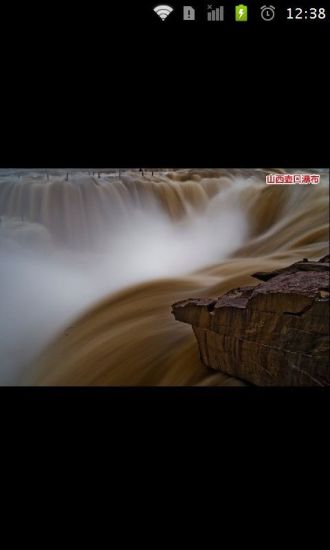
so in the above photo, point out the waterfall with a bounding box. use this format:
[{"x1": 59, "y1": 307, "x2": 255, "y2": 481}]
[{"x1": 0, "y1": 169, "x2": 328, "y2": 385}]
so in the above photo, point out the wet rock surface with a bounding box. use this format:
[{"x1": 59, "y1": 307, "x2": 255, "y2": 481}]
[{"x1": 172, "y1": 255, "x2": 330, "y2": 386}]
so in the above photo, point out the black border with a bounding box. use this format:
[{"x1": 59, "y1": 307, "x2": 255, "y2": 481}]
[
  {"x1": 1, "y1": 1, "x2": 328, "y2": 168},
  {"x1": 2, "y1": 387, "x2": 329, "y2": 444}
]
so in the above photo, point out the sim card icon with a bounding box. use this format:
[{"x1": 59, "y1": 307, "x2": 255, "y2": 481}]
[{"x1": 235, "y1": 4, "x2": 248, "y2": 21}]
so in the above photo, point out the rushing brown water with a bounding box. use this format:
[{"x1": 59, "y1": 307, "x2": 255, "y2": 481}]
[{"x1": 0, "y1": 169, "x2": 328, "y2": 385}]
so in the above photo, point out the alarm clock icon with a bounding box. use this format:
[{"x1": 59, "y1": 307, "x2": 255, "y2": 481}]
[{"x1": 260, "y1": 5, "x2": 276, "y2": 21}]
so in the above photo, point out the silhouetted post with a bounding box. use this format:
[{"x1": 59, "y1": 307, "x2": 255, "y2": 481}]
[{"x1": 66, "y1": 172, "x2": 69, "y2": 181}]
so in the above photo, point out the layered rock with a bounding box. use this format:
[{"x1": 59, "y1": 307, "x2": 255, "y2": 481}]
[{"x1": 172, "y1": 256, "x2": 330, "y2": 386}]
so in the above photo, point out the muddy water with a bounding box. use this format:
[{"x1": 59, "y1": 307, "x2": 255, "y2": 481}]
[{"x1": 0, "y1": 169, "x2": 328, "y2": 385}]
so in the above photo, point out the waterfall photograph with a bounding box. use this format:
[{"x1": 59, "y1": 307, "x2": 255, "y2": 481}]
[{"x1": 0, "y1": 168, "x2": 328, "y2": 386}]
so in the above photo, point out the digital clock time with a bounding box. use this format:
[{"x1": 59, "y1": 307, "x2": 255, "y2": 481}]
[{"x1": 287, "y1": 7, "x2": 326, "y2": 20}]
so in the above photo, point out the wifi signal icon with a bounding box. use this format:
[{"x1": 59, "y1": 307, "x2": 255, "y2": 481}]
[{"x1": 154, "y1": 5, "x2": 174, "y2": 21}]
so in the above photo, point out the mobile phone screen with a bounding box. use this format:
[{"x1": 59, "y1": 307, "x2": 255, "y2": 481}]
[{"x1": 0, "y1": 2, "x2": 328, "y2": 387}]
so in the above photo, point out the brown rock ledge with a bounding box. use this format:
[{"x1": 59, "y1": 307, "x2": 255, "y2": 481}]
[{"x1": 172, "y1": 255, "x2": 330, "y2": 386}]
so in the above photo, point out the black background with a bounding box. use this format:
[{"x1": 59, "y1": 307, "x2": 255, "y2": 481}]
[{"x1": 1, "y1": 1, "x2": 328, "y2": 167}]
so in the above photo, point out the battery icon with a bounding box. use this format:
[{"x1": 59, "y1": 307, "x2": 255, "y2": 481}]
[{"x1": 235, "y1": 4, "x2": 248, "y2": 21}]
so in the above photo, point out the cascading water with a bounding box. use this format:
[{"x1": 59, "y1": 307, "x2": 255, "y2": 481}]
[{"x1": 0, "y1": 169, "x2": 328, "y2": 385}]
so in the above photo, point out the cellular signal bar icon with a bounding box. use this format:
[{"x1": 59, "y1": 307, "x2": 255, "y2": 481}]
[
  {"x1": 207, "y1": 5, "x2": 224, "y2": 21},
  {"x1": 153, "y1": 5, "x2": 173, "y2": 21}
]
